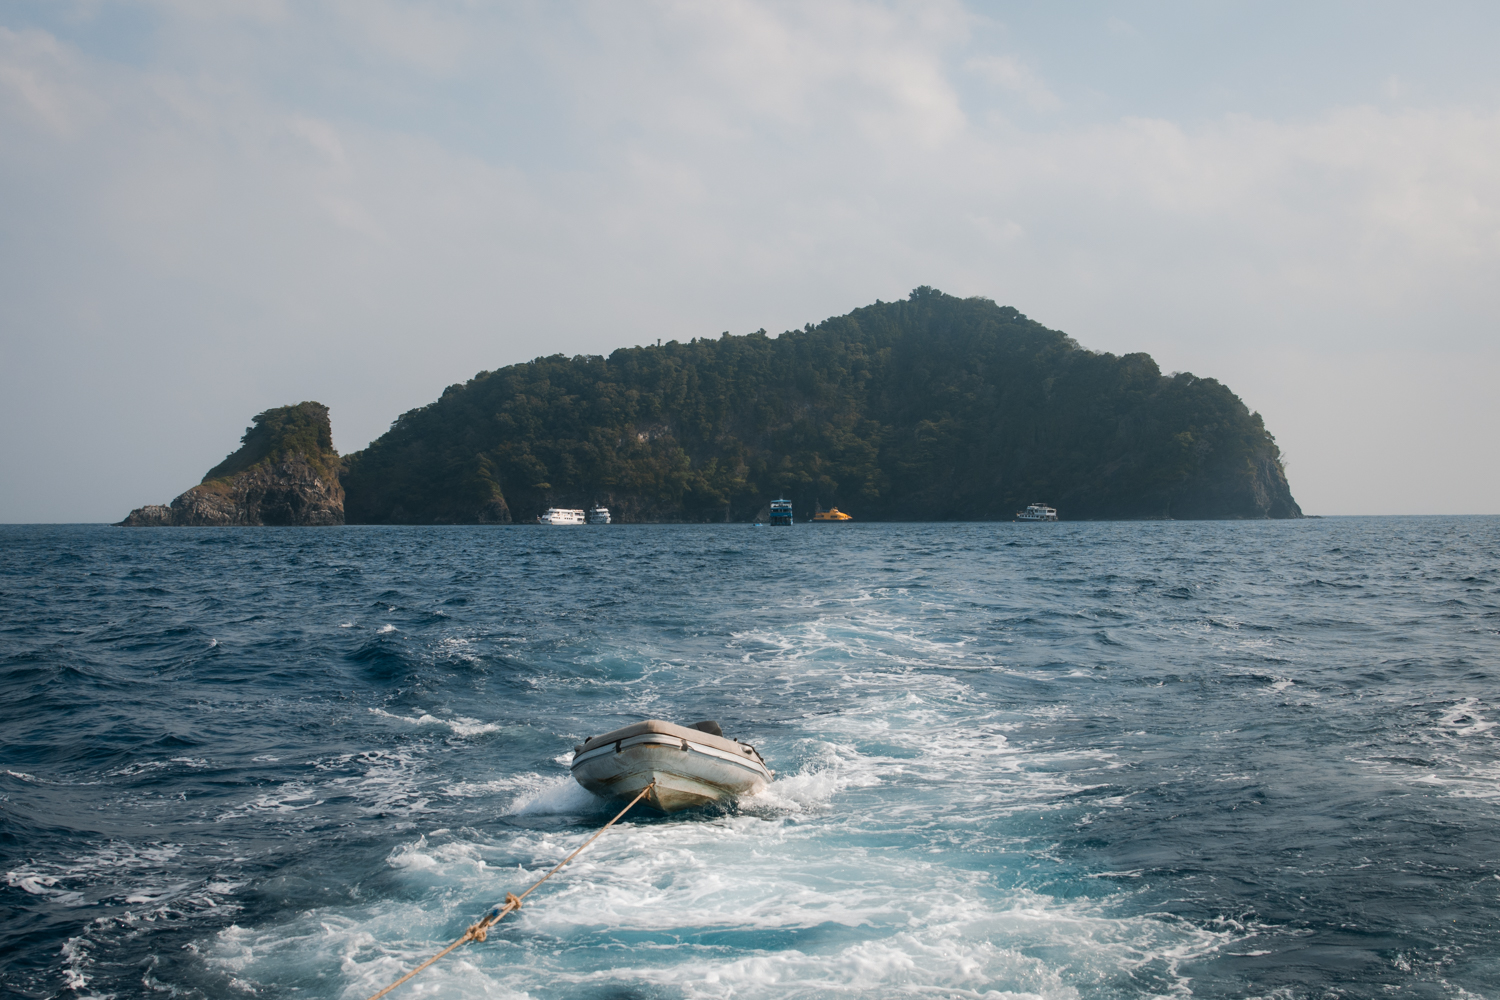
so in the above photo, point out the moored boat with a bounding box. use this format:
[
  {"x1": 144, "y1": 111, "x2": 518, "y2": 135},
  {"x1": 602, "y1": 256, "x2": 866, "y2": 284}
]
[
  {"x1": 1014, "y1": 503, "x2": 1058, "y2": 522},
  {"x1": 570, "y1": 719, "x2": 771, "y2": 812},
  {"x1": 539, "y1": 508, "x2": 586, "y2": 524},
  {"x1": 769, "y1": 499, "x2": 793, "y2": 526},
  {"x1": 587, "y1": 505, "x2": 611, "y2": 524},
  {"x1": 812, "y1": 507, "x2": 853, "y2": 522}
]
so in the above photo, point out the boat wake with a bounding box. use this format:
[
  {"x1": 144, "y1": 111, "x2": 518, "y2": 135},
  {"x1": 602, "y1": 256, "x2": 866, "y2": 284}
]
[{"x1": 8, "y1": 520, "x2": 1499, "y2": 998}]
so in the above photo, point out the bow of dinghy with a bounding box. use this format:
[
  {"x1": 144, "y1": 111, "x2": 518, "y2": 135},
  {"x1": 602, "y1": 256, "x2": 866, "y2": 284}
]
[{"x1": 570, "y1": 719, "x2": 771, "y2": 812}]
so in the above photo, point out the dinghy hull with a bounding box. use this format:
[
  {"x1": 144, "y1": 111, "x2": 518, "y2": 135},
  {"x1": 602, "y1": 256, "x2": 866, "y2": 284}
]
[{"x1": 570, "y1": 720, "x2": 771, "y2": 812}]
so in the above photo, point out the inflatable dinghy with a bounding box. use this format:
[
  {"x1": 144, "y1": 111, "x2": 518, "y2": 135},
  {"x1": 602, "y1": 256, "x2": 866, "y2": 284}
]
[{"x1": 570, "y1": 719, "x2": 771, "y2": 812}]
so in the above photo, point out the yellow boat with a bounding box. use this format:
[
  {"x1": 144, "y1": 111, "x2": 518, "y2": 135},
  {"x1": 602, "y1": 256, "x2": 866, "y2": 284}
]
[{"x1": 812, "y1": 507, "x2": 853, "y2": 522}]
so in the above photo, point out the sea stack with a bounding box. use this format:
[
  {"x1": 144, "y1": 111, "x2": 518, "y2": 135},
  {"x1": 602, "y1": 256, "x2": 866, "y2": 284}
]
[{"x1": 119, "y1": 402, "x2": 345, "y2": 526}]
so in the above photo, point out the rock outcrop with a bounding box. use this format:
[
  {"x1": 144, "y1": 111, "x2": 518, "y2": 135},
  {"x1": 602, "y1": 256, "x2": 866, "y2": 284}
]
[{"x1": 119, "y1": 402, "x2": 345, "y2": 527}]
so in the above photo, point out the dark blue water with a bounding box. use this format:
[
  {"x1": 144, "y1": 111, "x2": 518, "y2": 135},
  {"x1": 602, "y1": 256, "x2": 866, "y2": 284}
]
[{"x1": 2, "y1": 519, "x2": 1498, "y2": 999}]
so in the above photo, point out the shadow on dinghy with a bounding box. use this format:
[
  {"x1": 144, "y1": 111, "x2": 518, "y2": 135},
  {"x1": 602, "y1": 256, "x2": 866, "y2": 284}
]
[{"x1": 570, "y1": 719, "x2": 772, "y2": 813}]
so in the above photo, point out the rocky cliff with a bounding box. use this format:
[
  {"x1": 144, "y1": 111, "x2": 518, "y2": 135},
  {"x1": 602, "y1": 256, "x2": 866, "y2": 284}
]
[{"x1": 119, "y1": 402, "x2": 345, "y2": 526}]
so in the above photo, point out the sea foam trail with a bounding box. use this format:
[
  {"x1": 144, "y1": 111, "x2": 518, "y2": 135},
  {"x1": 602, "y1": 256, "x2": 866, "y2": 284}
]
[
  {"x1": 3, "y1": 519, "x2": 1499, "y2": 999},
  {"x1": 213, "y1": 762, "x2": 1231, "y2": 1000},
  {"x1": 223, "y1": 664, "x2": 1207, "y2": 1000},
  {"x1": 504, "y1": 775, "x2": 607, "y2": 817}
]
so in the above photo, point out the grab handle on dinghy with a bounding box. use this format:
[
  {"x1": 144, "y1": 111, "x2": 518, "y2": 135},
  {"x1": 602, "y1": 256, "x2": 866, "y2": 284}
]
[{"x1": 361, "y1": 780, "x2": 657, "y2": 1000}]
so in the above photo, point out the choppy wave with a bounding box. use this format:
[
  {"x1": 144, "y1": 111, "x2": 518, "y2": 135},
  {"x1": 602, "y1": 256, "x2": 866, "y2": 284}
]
[
  {"x1": 368, "y1": 706, "x2": 505, "y2": 736},
  {"x1": 2, "y1": 518, "x2": 1498, "y2": 998}
]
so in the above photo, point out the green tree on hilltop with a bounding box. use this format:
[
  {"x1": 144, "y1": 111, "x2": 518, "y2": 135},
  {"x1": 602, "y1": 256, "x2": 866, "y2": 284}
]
[{"x1": 341, "y1": 290, "x2": 1300, "y2": 523}]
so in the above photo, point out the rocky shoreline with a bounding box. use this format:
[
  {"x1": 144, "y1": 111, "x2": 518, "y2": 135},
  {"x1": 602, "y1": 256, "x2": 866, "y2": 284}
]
[{"x1": 120, "y1": 403, "x2": 344, "y2": 527}]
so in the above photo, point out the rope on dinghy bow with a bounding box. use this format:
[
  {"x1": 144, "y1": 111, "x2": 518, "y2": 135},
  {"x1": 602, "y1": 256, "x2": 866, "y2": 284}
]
[{"x1": 362, "y1": 780, "x2": 657, "y2": 1000}]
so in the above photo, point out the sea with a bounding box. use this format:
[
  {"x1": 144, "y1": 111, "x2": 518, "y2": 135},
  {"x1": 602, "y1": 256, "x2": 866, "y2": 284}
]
[{"x1": 2, "y1": 518, "x2": 1498, "y2": 1000}]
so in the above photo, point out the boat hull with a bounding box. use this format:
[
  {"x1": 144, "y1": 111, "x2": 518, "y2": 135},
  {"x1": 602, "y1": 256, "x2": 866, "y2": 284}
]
[
  {"x1": 570, "y1": 721, "x2": 771, "y2": 812},
  {"x1": 1014, "y1": 503, "x2": 1059, "y2": 521}
]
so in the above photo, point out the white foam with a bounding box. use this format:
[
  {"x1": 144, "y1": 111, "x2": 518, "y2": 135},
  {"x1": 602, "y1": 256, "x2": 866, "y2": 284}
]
[
  {"x1": 199, "y1": 596, "x2": 1248, "y2": 997},
  {"x1": 6, "y1": 870, "x2": 85, "y2": 905},
  {"x1": 124, "y1": 881, "x2": 196, "y2": 904},
  {"x1": 1440, "y1": 698, "x2": 1496, "y2": 736},
  {"x1": 202, "y1": 686, "x2": 1208, "y2": 998},
  {"x1": 214, "y1": 783, "x2": 320, "y2": 821},
  {"x1": 60, "y1": 936, "x2": 97, "y2": 996},
  {"x1": 368, "y1": 707, "x2": 502, "y2": 736},
  {"x1": 206, "y1": 825, "x2": 1236, "y2": 1000},
  {"x1": 438, "y1": 635, "x2": 483, "y2": 664},
  {"x1": 386, "y1": 836, "x2": 491, "y2": 880},
  {"x1": 738, "y1": 739, "x2": 882, "y2": 817},
  {"x1": 104, "y1": 757, "x2": 207, "y2": 779},
  {"x1": 320, "y1": 749, "x2": 434, "y2": 818},
  {"x1": 504, "y1": 775, "x2": 603, "y2": 817},
  {"x1": 376, "y1": 624, "x2": 397, "y2": 634}
]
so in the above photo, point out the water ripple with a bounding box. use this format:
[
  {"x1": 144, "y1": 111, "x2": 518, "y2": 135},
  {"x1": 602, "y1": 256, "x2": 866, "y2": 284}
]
[{"x1": 1, "y1": 518, "x2": 1497, "y2": 998}]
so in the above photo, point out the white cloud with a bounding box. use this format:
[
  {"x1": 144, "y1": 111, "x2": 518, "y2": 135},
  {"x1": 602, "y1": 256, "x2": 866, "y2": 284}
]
[
  {"x1": 1, "y1": 1, "x2": 1498, "y2": 519},
  {"x1": 0, "y1": 26, "x2": 102, "y2": 134},
  {"x1": 964, "y1": 54, "x2": 1060, "y2": 112},
  {"x1": 327, "y1": 0, "x2": 473, "y2": 73}
]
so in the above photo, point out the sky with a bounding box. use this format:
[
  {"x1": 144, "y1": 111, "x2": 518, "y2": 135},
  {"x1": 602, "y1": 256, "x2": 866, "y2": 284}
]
[{"x1": 1, "y1": 0, "x2": 1497, "y2": 521}]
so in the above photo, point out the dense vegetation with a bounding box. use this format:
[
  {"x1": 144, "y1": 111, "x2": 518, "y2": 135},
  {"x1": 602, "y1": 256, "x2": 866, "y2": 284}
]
[
  {"x1": 341, "y1": 289, "x2": 1300, "y2": 523},
  {"x1": 204, "y1": 402, "x2": 341, "y2": 487}
]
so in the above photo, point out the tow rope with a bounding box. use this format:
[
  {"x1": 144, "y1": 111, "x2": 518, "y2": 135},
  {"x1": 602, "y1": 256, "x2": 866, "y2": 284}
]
[{"x1": 363, "y1": 780, "x2": 657, "y2": 1000}]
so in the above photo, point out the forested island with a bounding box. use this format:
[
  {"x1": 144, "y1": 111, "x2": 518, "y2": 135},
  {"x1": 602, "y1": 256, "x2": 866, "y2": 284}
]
[
  {"x1": 120, "y1": 289, "x2": 1300, "y2": 526},
  {"x1": 341, "y1": 288, "x2": 1300, "y2": 523}
]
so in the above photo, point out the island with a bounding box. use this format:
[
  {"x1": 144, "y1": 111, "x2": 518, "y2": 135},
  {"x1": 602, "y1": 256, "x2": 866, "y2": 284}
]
[
  {"x1": 119, "y1": 402, "x2": 345, "y2": 526},
  {"x1": 121, "y1": 289, "x2": 1301, "y2": 525},
  {"x1": 340, "y1": 288, "x2": 1300, "y2": 523}
]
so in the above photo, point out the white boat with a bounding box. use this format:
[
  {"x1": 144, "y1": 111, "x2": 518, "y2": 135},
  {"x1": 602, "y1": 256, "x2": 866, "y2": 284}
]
[
  {"x1": 587, "y1": 505, "x2": 611, "y2": 524},
  {"x1": 1015, "y1": 503, "x2": 1058, "y2": 522},
  {"x1": 571, "y1": 719, "x2": 771, "y2": 812},
  {"x1": 538, "y1": 508, "x2": 586, "y2": 524}
]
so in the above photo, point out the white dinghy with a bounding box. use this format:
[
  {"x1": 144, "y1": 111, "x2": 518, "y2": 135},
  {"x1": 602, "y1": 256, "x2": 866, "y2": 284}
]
[{"x1": 570, "y1": 719, "x2": 771, "y2": 812}]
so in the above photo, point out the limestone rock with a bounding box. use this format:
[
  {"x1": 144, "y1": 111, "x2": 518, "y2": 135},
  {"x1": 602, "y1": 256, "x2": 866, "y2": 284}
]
[
  {"x1": 118, "y1": 504, "x2": 174, "y2": 527},
  {"x1": 119, "y1": 402, "x2": 345, "y2": 527}
]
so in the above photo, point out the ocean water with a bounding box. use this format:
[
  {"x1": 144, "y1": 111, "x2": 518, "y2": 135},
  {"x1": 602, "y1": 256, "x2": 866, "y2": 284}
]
[{"x1": 2, "y1": 519, "x2": 1498, "y2": 1000}]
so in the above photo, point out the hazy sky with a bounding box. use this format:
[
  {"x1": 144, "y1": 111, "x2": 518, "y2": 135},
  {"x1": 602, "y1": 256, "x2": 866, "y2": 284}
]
[{"x1": 3, "y1": 1, "x2": 1497, "y2": 521}]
